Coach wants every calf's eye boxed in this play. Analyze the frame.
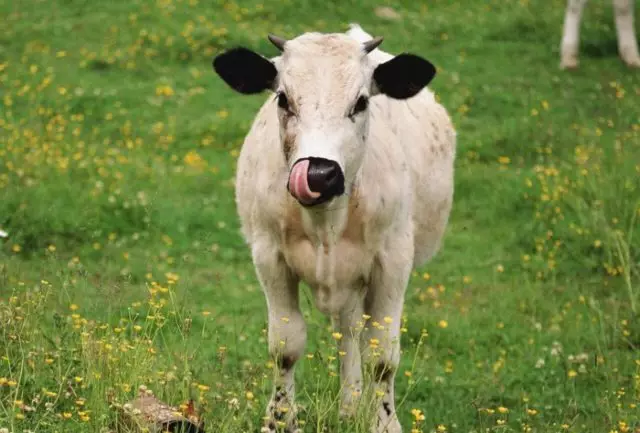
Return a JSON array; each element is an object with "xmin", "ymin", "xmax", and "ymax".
[
  {"xmin": 277, "ymin": 92, "xmax": 290, "ymax": 111},
  {"xmin": 351, "ymin": 95, "xmax": 369, "ymax": 116}
]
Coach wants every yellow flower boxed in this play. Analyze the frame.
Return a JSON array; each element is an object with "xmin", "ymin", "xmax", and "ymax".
[
  {"xmin": 332, "ymin": 332, "xmax": 343, "ymax": 340},
  {"xmin": 155, "ymin": 84, "xmax": 174, "ymax": 96},
  {"xmin": 438, "ymin": 320, "xmax": 448, "ymax": 328},
  {"xmin": 568, "ymin": 369, "xmax": 577, "ymax": 378},
  {"xmin": 497, "ymin": 406, "xmax": 509, "ymax": 414},
  {"xmin": 184, "ymin": 150, "xmax": 206, "ymax": 169}
]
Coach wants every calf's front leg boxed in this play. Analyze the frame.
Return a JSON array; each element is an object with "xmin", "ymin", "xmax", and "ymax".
[
  {"xmin": 332, "ymin": 293, "xmax": 366, "ymax": 418},
  {"xmin": 252, "ymin": 240, "xmax": 306, "ymax": 433},
  {"xmin": 364, "ymin": 242, "xmax": 414, "ymax": 433}
]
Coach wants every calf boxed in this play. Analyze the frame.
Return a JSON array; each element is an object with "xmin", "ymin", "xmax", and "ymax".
[
  {"xmin": 212, "ymin": 24, "xmax": 456, "ymax": 433},
  {"xmin": 561, "ymin": 0, "xmax": 640, "ymax": 68}
]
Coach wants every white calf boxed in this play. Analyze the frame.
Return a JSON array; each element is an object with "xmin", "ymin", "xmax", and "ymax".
[
  {"xmin": 561, "ymin": 0, "xmax": 640, "ymax": 68},
  {"xmin": 213, "ymin": 24, "xmax": 456, "ymax": 433}
]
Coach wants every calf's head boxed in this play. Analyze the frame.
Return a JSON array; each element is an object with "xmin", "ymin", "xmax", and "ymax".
[{"xmin": 213, "ymin": 31, "xmax": 436, "ymax": 207}]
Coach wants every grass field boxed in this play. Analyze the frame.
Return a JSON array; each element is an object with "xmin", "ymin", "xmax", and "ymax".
[{"xmin": 1, "ymin": 0, "xmax": 639, "ymax": 432}]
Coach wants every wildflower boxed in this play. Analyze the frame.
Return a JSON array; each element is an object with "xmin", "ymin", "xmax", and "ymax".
[
  {"xmin": 567, "ymin": 369, "xmax": 577, "ymax": 378},
  {"xmin": 156, "ymin": 85, "xmax": 175, "ymax": 96},
  {"xmin": 383, "ymin": 316, "xmax": 393, "ymax": 324},
  {"xmin": 497, "ymin": 406, "xmax": 509, "ymax": 414},
  {"xmin": 332, "ymin": 332, "xmax": 342, "ymax": 340},
  {"xmin": 246, "ymin": 391, "xmax": 254, "ymax": 400},
  {"xmin": 438, "ymin": 320, "xmax": 448, "ymax": 328},
  {"xmin": 411, "ymin": 409, "xmax": 424, "ymax": 421}
]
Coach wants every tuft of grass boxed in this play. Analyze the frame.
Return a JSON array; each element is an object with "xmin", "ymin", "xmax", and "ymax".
[{"xmin": 1, "ymin": 0, "xmax": 639, "ymax": 431}]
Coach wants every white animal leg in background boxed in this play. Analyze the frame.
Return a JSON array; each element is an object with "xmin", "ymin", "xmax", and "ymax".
[
  {"xmin": 613, "ymin": 0, "xmax": 640, "ymax": 67},
  {"xmin": 252, "ymin": 240, "xmax": 306, "ymax": 433},
  {"xmin": 364, "ymin": 241, "xmax": 414, "ymax": 433},
  {"xmin": 561, "ymin": 0, "xmax": 588, "ymax": 69},
  {"xmin": 332, "ymin": 293, "xmax": 366, "ymax": 418}
]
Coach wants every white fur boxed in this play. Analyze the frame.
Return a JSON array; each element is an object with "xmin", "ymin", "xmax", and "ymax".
[
  {"xmin": 561, "ymin": 0, "xmax": 640, "ymax": 68},
  {"xmin": 235, "ymin": 24, "xmax": 456, "ymax": 433}
]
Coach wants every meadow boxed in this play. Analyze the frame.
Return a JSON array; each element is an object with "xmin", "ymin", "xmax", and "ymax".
[{"xmin": 1, "ymin": 0, "xmax": 639, "ymax": 432}]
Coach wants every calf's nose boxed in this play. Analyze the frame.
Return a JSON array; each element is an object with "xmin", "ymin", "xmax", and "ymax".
[
  {"xmin": 307, "ymin": 158, "xmax": 343, "ymax": 195},
  {"xmin": 288, "ymin": 157, "xmax": 345, "ymax": 206}
]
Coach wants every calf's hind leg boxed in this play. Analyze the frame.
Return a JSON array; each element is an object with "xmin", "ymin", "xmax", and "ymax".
[
  {"xmin": 614, "ymin": 0, "xmax": 640, "ymax": 67},
  {"xmin": 560, "ymin": 0, "xmax": 588, "ymax": 69}
]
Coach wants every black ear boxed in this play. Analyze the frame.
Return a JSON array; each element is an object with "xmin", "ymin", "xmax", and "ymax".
[
  {"xmin": 212, "ymin": 47, "xmax": 278, "ymax": 94},
  {"xmin": 372, "ymin": 53, "xmax": 436, "ymax": 99}
]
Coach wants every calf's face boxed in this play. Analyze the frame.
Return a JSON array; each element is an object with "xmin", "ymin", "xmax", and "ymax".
[{"xmin": 213, "ymin": 32, "xmax": 436, "ymax": 207}]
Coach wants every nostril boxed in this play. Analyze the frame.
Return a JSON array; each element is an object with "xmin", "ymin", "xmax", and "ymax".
[
  {"xmin": 305, "ymin": 158, "xmax": 344, "ymax": 195},
  {"xmin": 325, "ymin": 168, "xmax": 338, "ymax": 183}
]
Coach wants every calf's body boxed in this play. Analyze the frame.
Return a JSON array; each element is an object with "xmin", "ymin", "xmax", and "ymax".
[{"xmin": 214, "ymin": 24, "xmax": 456, "ymax": 433}]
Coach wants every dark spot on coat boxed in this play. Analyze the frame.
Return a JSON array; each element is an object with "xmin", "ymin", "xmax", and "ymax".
[
  {"xmin": 278, "ymin": 354, "xmax": 296, "ymax": 371},
  {"xmin": 374, "ymin": 361, "xmax": 394, "ymax": 382},
  {"xmin": 382, "ymin": 401, "xmax": 392, "ymax": 416},
  {"xmin": 283, "ymin": 131, "xmax": 296, "ymax": 162}
]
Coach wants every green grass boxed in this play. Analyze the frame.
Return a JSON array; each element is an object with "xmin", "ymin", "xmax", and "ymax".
[{"xmin": 1, "ymin": 0, "xmax": 639, "ymax": 432}]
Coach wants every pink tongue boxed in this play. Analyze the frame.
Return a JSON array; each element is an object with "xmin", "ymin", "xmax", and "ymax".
[{"xmin": 288, "ymin": 160, "xmax": 321, "ymax": 204}]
